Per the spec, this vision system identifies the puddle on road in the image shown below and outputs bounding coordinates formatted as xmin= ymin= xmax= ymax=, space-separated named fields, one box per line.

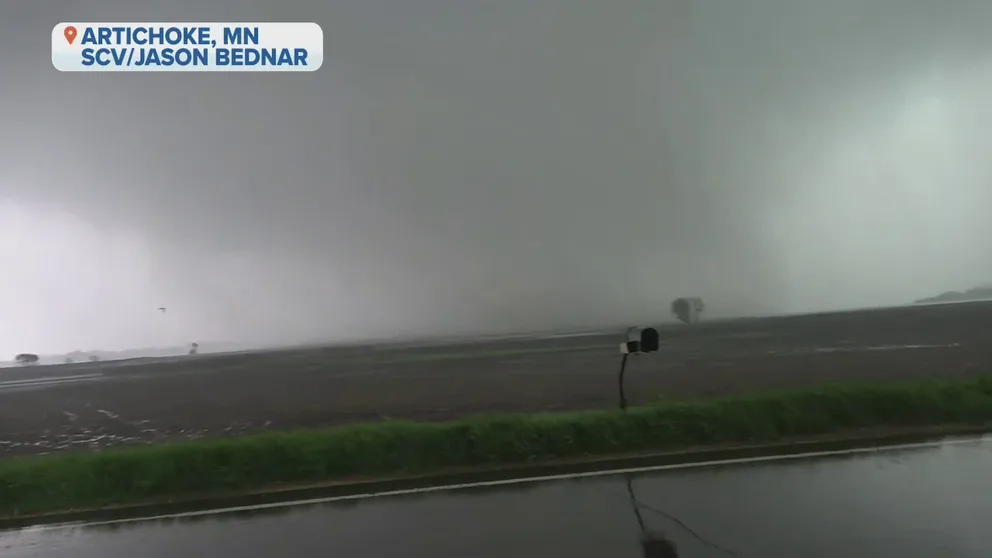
xmin=4 ymin=436 xmax=992 ymax=557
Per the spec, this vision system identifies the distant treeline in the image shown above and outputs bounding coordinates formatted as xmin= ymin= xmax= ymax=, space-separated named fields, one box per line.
xmin=2 ymin=342 xmax=235 ymax=367
xmin=915 ymin=286 xmax=992 ymax=304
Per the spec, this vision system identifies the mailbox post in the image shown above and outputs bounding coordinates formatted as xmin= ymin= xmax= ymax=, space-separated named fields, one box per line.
xmin=618 ymin=326 xmax=659 ymax=410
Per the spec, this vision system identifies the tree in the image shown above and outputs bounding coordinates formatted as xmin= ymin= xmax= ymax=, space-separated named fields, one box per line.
xmin=88 ymin=355 xmax=100 ymax=362
xmin=64 ymin=357 xmax=74 ymax=364
xmin=14 ymin=353 xmax=39 ymax=366
xmin=671 ymin=297 xmax=704 ymax=325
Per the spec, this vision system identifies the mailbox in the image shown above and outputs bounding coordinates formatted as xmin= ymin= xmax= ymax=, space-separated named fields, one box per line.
xmin=620 ymin=326 xmax=659 ymax=354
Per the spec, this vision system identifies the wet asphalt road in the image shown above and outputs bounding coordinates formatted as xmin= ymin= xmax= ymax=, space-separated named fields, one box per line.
xmin=1 ymin=301 xmax=991 ymax=456
xmin=4 ymin=435 xmax=991 ymax=557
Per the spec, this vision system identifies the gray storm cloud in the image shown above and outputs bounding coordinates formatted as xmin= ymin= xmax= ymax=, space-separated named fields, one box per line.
xmin=2 ymin=0 xmax=992 ymax=355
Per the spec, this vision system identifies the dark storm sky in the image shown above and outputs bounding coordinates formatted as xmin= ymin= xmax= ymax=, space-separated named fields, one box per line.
xmin=2 ymin=0 xmax=991 ymax=354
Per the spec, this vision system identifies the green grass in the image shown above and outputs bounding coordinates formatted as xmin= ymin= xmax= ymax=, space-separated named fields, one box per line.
xmin=3 ymin=375 xmax=992 ymax=518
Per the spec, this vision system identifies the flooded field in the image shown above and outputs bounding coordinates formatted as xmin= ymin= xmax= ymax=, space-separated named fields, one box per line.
xmin=3 ymin=301 xmax=992 ymax=457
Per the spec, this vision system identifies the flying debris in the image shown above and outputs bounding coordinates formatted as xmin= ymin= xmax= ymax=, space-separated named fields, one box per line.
xmin=158 ymin=307 xmax=167 ymax=313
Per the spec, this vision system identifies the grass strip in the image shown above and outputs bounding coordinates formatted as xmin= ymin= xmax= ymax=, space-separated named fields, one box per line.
xmin=3 ymin=374 xmax=992 ymax=518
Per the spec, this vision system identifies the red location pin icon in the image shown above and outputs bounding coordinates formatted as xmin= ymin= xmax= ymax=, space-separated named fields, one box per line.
xmin=64 ymin=26 xmax=77 ymax=45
